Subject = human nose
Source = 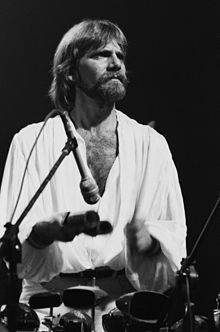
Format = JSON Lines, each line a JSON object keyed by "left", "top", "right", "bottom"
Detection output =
{"left": 108, "top": 53, "right": 122, "bottom": 71}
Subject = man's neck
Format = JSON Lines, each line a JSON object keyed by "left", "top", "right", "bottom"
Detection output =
{"left": 70, "top": 92, "right": 117, "bottom": 134}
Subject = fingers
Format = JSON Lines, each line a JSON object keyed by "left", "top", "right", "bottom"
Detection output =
{"left": 28, "top": 211, "right": 112, "bottom": 246}
{"left": 62, "top": 211, "right": 113, "bottom": 238}
{"left": 83, "top": 221, "right": 113, "bottom": 236}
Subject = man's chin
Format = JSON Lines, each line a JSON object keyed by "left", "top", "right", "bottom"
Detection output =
{"left": 77, "top": 80, "right": 127, "bottom": 103}
{"left": 97, "top": 81, "right": 127, "bottom": 102}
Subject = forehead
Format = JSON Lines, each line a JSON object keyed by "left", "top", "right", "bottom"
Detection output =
{"left": 99, "top": 40, "right": 122, "bottom": 51}
{"left": 86, "top": 40, "right": 123, "bottom": 56}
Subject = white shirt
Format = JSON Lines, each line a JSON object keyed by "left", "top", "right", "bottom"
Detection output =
{"left": 0, "top": 110, "right": 187, "bottom": 299}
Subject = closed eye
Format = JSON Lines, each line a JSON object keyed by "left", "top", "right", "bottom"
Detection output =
{"left": 91, "top": 50, "right": 112, "bottom": 58}
{"left": 91, "top": 50, "right": 125, "bottom": 61}
{"left": 117, "top": 52, "right": 125, "bottom": 61}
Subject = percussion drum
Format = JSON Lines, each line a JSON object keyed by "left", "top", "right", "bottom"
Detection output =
{"left": 103, "top": 291, "right": 169, "bottom": 332}
{"left": 0, "top": 303, "right": 40, "bottom": 331}
{"left": 102, "top": 307, "right": 159, "bottom": 332}
{"left": 103, "top": 290, "right": 210, "bottom": 332}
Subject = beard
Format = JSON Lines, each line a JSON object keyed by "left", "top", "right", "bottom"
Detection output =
{"left": 76, "top": 72, "right": 129, "bottom": 103}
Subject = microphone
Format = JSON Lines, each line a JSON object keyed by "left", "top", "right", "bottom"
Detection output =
{"left": 64, "top": 211, "right": 113, "bottom": 236}
{"left": 59, "top": 110, "right": 100, "bottom": 204}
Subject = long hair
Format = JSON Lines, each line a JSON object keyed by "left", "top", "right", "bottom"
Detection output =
{"left": 49, "top": 19, "right": 128, "bottom": 111}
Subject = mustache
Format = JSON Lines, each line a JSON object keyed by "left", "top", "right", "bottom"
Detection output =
{"left": 97, "top": 72, "right": 129, "bottom": 86}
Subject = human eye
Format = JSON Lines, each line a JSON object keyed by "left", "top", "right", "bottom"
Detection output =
{"left": 95, "top": 50, "right": 110, "bottom": 58}
{"left": 117, "top": 52, "right": 125, "bottom": 61}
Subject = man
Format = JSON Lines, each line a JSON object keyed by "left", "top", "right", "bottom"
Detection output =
{"left": 0, "top": 19, "right": 187, "bottom": 331}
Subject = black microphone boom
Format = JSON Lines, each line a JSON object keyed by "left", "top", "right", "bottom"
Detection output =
{"left": 59, "top": 110, "right": 100, "bottom": 204}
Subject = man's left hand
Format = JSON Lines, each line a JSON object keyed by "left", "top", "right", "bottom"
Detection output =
{"left": 125, "top": 221, "right": 160, "bottom": 256}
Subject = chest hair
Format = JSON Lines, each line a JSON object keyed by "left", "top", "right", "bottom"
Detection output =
{"left": 78, "top": 129, "right": 118, "bottom": 196}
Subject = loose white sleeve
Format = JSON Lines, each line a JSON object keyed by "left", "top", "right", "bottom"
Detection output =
{"left": 124, "top": 127, "right": 187, "bottom": 292}
{"left": 0, "top": 133, "right": 64, "bottom": 282}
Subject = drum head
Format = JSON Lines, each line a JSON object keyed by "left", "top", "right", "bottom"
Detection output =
{"left": 116, "top": 291, "right": 169, "bottom": 323}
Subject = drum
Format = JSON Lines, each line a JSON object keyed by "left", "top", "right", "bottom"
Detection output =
{"left": 102, "top": 309, "right": 210, "bottom": 332}
{"left": 59, "top": 310, "right": 92, "bottom": 332}
{"left": 0, "top": 303, "right": 40, "bottom": 331}
{"left": 103, "top": 307, "right": 143, "bottom": 332}
{"left": 103, "top": 291, "right": 169, "bottom": 332}
{"left": 116, "top": 291, "right": 169, "bottom": 322}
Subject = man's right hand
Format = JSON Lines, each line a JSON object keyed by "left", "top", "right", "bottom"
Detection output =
{"left": 52, "top": 210, "right": 101, "bottom": 241}
{"left": 27, "top": 211, "right": 112, "bottom": 248}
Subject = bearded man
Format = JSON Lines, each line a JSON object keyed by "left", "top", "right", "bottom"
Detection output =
{"left": 0, "top": 19, "right": 187, "bottom": 331}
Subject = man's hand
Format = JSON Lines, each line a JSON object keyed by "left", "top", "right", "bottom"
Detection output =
{"left": 27, "top": 212, "right": 78, "bottom": 247}
{"left": 27, "top": 211, "right": 112, "bottom": 248}
{"left": 51, "top": 211, "right": 101, "bottom": 241}
{"left": 125, "top": 221, "right": 160, "bottom": 256}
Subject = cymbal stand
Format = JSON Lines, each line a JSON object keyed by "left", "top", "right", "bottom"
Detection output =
{"left": 0, "top": 137, "right": 78, "bottom": 332}
{"left": 157, "top": 193, "right": 220, "bottom": 332}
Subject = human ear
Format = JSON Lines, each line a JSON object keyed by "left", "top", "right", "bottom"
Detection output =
{"left": 67, "top": 75, "right": 74, "bottom": 81}
{"left": 67, "top": 68, "right": 78, "bottom": 82}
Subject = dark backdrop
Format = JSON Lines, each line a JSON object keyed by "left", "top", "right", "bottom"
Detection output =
{"left": 0, "top": 0, "right": 219, "bottom": 323}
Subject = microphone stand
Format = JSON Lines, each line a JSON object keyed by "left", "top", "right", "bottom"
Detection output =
{"left": 0, "top": 137, "right": 78, "bottom": 332}
{"left": 161, "top": 193, "right": 220, "bottom": 332}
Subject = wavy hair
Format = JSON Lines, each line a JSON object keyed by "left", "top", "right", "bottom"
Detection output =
{"left": 49, "top": 19, "right": 128, "bottom": 111}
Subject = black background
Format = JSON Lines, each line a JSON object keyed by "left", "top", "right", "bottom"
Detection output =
{"left": 0, "top": 0, "right": 219, "bottom": 323}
